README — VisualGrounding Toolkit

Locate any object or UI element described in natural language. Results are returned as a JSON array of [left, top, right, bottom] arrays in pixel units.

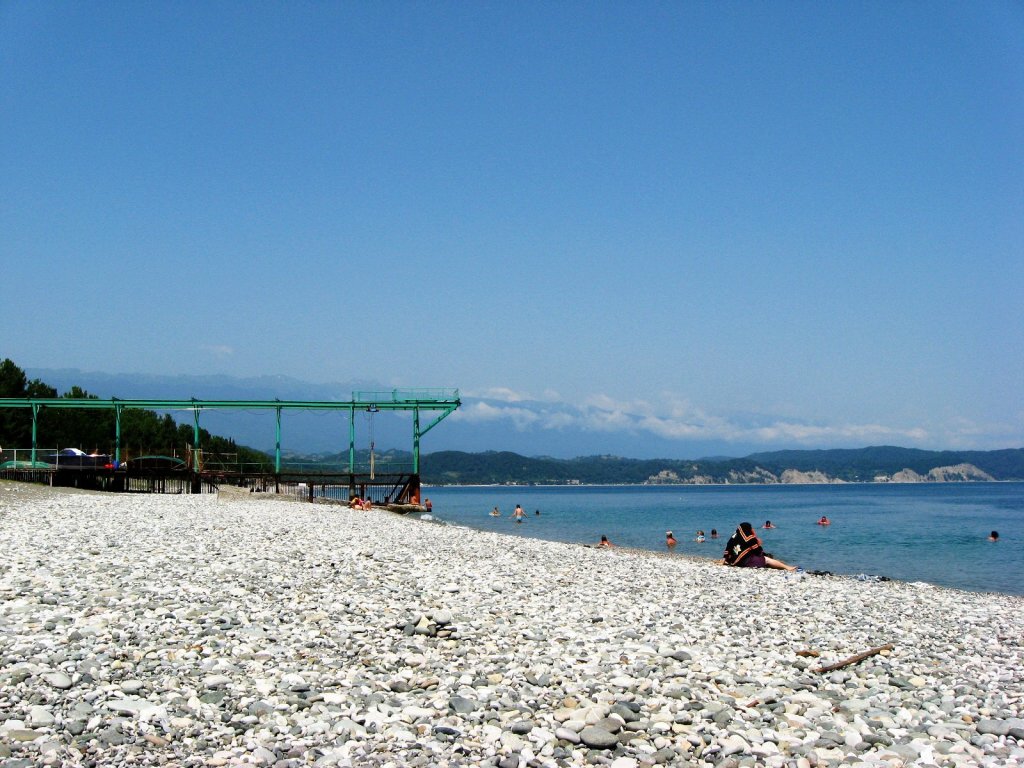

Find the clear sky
[[2, 2, 1022, 456]]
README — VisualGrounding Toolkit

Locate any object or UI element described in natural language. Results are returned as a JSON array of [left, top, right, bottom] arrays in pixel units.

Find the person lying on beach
[[349, 496, 362, 509], [723, 522, 798, 571], [665, 531, 677, 548], [598, 535, 614, 548]]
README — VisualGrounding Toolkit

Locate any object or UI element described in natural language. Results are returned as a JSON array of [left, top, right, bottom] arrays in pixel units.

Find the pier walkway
[[0, 390, 459, 504]]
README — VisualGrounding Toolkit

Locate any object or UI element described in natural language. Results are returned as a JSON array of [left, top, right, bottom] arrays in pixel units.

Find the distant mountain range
[[293, 445, 1024, 485]]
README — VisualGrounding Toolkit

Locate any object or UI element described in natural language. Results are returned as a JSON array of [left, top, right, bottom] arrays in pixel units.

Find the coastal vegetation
[[0, 359, 267, 466]]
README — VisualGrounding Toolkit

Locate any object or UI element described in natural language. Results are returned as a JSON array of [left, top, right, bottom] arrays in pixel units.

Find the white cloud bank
[[453, 388, 972, 449]]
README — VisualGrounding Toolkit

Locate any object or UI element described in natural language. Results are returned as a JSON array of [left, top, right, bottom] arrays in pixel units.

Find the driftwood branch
[[815, 643, 893, 673]]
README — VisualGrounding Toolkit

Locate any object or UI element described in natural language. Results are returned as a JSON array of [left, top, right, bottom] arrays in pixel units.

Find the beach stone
[[611, 703, 642, 722], [449, 696, 478, 715], [720, 734, 749, 756], [6, 729, 43, 743], [510, 719, 534, 734], [28, 706, 55, 727], [977, 719, 1010, 736], [41, 672, 72, 690], [204, 674, 232, 689], [649, 747, 678, 764], [580, 726, 620, 749], [556, 727, 581, 744]]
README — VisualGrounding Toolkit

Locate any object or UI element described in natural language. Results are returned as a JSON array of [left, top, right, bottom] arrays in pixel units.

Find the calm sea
[[419, 483, 1024, 596]]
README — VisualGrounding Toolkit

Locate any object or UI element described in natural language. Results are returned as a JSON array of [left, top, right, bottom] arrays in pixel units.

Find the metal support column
[[274, 405, 282, 474], [114, 402, 123, 466], [348, 406, 356, 472], [192, 404, 201, 459], [31, 403, 40, 465], [413, 407, 421, 474], [348, 406, 356, 499]]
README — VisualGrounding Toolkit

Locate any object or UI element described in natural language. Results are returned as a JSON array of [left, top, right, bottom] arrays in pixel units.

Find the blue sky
[[3, 3, 1022, 457]]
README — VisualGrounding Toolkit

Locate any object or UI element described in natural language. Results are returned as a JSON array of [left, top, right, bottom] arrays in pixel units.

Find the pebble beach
[[1, 482, 1021, 768]]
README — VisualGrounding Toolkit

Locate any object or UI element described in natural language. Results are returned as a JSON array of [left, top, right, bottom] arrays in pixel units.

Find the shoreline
[[1, 483, 1021, 767]]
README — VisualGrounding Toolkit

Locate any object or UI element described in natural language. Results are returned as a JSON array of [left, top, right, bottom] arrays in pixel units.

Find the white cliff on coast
[[886, 463, 995, 483], [779, 469, 841, 484], [646, 462, 993, 485]]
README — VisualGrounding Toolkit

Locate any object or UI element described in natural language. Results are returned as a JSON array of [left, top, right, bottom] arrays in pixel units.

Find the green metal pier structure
[[0, 389, 460, 503]]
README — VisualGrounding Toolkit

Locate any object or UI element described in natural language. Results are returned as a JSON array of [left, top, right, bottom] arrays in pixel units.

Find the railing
[[353, 388, 459, 402], [0, 447, 109, 469], [0, 448, 417, 476], [198, 459, 416, 475]]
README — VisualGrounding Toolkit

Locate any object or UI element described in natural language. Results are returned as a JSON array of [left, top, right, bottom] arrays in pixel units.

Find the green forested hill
[[745, 446, 1024, 481], [418, 446, 1024, 485]]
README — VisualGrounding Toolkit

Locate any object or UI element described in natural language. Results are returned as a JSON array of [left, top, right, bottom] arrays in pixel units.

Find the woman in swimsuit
[[723, 522, 798, 571]]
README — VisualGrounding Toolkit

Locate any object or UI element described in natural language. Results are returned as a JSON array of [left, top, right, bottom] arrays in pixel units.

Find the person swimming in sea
[[665, 531, 677, 548], [710, 529, 719, 539], [817, 516, 831, 526], [695, 530, 705, 543], [763, 520, 775, 529], [598, 535, 614, 548], [513, 504, 525, 522], [490, 506, 501, 517], [989, 530, 999, 542]]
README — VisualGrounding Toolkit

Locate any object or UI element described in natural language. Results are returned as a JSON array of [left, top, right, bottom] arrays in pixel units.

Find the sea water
[[421, 483, 1024, 596]]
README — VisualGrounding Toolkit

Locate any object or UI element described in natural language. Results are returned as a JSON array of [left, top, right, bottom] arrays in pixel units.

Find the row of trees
[[0, 358, 268, 465]]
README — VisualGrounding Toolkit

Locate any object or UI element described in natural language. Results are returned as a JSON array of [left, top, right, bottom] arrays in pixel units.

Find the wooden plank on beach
[[815, 643, 894, 673]]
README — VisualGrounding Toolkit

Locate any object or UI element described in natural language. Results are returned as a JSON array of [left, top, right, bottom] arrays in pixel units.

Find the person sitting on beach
[[723, 522, 798, 571], [598, 535, 614, 548], [989, 530, 999, 542], [817, 516, 831, 526], [763, 520, 775, 529], [695, 530, 705, 543], [665, 531, 677, 548], [360, 498, 373, 510], [349, 496, 362, 509]]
